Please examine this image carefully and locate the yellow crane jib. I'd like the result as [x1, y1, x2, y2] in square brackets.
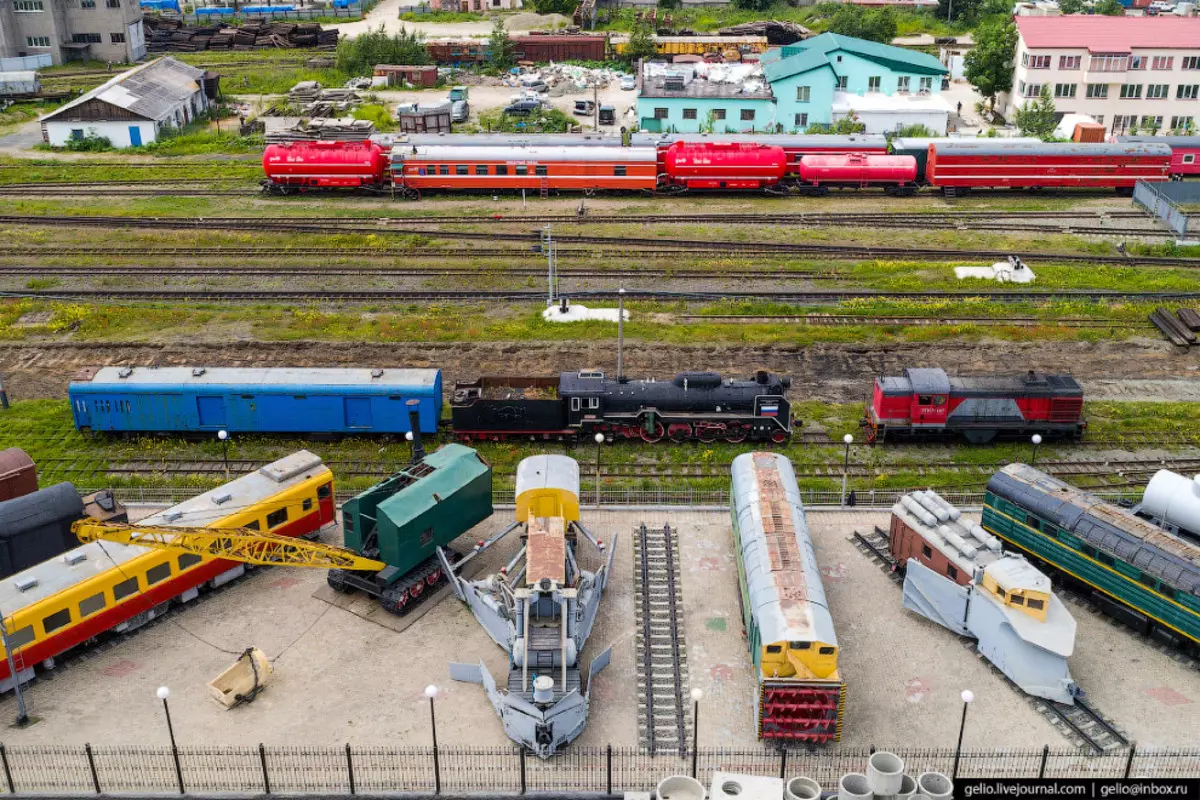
[71, 520, 388, 572]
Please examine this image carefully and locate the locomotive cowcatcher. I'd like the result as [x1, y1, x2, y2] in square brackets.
[862, 368, 1085, 444]
[451, 370, 793, 443]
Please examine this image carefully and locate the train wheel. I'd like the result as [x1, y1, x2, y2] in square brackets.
[640, 422, 665, 443]
[668, 424, 692, 442]
[770, 430, 789, 444]
[963, 429, 997, 444]
[726, 428, 748, 444]
[697, 428, 719, 444]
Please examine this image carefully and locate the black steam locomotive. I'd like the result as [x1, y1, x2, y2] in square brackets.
[450, 370, 794, 443]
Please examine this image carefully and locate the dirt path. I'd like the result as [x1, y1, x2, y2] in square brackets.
[2, 337, 1197, 403]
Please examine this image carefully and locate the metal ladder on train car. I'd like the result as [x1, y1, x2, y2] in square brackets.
[540, 177, 549, 199]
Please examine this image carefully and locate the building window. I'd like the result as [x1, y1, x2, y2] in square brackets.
[26, 36, 51, 47]
[454, 164, 468, 175]
[740, 109, 755, 121]
[13, 0, 44, 9]
[178, 553, 203, 571]
[495, 165, 507, 175]
[794, 113, 808, 128]
[1152, 56, 1174, 71]
[1112, 115, 1132, 132]
[1170, 116, 1194, 132]
[42, 608, 71, 634]
[1185, 57, 1200, 70]
[266, 507, 288, 528]
[475, 164, 488, 175]
[1178, 84, 1199, 100]
[79, 593, 106, 618]
[146, 562, 171, 585]
[1091, 54, 1129, 72]
[654, 108, 667, 119]
[921, 544, 932, 559]
[682, 108, 697, 120]
[72, 33, 102, 43]
[534, 164, 547, 177]
[70, 128, 84, 139]
[438, 164, 448, 175]
[1141, 115, 1164, 129]
[1130, 55, 1146, 70]
[82, 0, 96, 7]
[712, 108, 725, 120]
[111, 32, 125, 43]
[1120, 84, 1143, 99]
[1093, 115, 1104, 125]
[1059, 55, 1081, 70]
[107, 0, 120, 6]
[946, 565, 958, 581]
[836, 75, 848, 91]
[1086, 83, 1109, 99]
[515, 165, 527, 176]
[1023, 83, 1043, 98]
[1055, 83, 1077, 99]
[1025, 54, 1050, 70]
[867, 76, 881, 92]
[897, 76, 910, 92]
[796, 85, 810, 102]
[919, 76, 933, 92]
[1147, 84, 1169, 99]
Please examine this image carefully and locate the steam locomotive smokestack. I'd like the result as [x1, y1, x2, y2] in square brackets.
[406, 399, 426, 464]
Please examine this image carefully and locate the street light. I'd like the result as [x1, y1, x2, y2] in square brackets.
[594, 432, 605, 506]
[952, 689, 975, 779]
[1030, 434, 1043, 467]
[690, 688, 703, 779]
[841, 433, 854, 507]
[157, 686, 185, 793]
[425, 685, 441, 795]
[217, 429, 229, 479]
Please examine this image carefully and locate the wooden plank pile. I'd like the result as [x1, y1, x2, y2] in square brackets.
[144, 16, 338, 52]
[265, 118, 375, 144]
[1149, 307, 1200, 347]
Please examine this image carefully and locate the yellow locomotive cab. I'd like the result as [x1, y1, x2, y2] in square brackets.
[515, 455, 580, 523]
[761, 639, 840, 681]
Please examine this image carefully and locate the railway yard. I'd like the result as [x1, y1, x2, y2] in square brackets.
[0, 146, 1199, 791]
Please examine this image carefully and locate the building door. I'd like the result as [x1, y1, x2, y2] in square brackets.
[128, 126, 142, 146]
[197, 396, 226, 427]
[344, 397, 373, 429]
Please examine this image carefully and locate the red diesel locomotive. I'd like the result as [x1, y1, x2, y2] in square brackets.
[862, 368, 1086, 444]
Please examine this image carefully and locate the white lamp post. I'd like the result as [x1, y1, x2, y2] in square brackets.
[217, 429, 229, 478]
[425, 685, 440, 794]
[953, 689, 975, 779]
[1031, 434, 1043, 467]
[841, 433, 854, 507]
[157, 686, 184, 793]
[690, 688, 703, 778]
[594, 432, 605, 506]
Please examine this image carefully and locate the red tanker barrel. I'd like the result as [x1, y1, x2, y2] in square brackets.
[262, 140, 387, 188]
[663, 141, 787, 190]
[798, 153, 918, 185]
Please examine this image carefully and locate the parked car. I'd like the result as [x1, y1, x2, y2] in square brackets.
[451, 99, 469, 123]
[620, 75, 637, 91]
[599, 105, 616, 125]
[573, 100, 596, 116]
[504, 99, 542, 116]
[520, 78, 549, 93]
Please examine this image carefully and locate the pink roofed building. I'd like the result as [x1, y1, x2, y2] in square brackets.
[1001, 16, 1200, 136]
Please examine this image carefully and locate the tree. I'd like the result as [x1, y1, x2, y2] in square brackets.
[935, 0, 981, 23]
[1058, 0, 1084, 13]
[487, 17, 516, 69]
[622, 23, 658, 64]
[732, 0, 771, 11]
[532, 0, 577, 14]
[1014, 84, 1058, 138]
[1094, 0, 1125, 14]
[964, 16, 1017, 106]
[826, 5, 897, 43]
[657, 0, 681, 9]
[335, 25, 428, 76]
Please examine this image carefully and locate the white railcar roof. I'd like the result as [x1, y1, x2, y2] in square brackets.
[74, 366, 438, 389]
[516, 454, 580, 500]
[393, 145, 658, 163]
[0, 451, 326, 614]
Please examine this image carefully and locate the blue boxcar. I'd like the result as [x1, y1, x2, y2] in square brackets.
[69, 367, 442, 436]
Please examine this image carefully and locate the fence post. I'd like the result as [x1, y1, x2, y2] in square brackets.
[519, 747, 527, 795]
[606, 745, 612, 796]
[779, 748, 788, 780]
[345, 743, 355, 795]
[432, 741, 441, 795]
[0, 744, 12, 794]
[258, 743, 270, 794]
[1038, 745, 1049, 778]
[84, 744, 100, 795]
[1124, 743, 1137, 779]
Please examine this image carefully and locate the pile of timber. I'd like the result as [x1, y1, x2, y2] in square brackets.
[265, 118, 375, 144]
[144, 16, 338, 52]
[718, 20, 810, 45]
[1149, 307, 1200, 347]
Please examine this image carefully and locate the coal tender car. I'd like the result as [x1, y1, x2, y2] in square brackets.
[451, 370, 793, 443]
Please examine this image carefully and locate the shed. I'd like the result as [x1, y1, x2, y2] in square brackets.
[39, 56, 212, 149]
[396, 101, 452, 134]
[374, 65, 439, 88]
[0, 72, 40, 98]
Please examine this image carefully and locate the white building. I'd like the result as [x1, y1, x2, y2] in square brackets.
[1002, 16, 1200, 135]
[39, 56, 213, 148]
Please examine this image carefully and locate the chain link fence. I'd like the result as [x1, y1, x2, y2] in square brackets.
[0, 744, 1196, 795]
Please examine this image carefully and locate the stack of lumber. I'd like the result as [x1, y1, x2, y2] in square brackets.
[144, 16, 338, 52]
[265, 118, 375, 144]
[718, 20, 809, 44]
[1149, 307, 1200, 347]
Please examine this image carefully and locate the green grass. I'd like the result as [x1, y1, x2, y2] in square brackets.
[596, 2, 964, 37]
[352, 104, 397, 133]
[398, 9, 493, 22]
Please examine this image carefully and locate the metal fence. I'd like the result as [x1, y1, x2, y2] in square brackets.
[0, 54, 53, 71]
[180, 5, 363, 21]
[1133, 179, 1200, 240]
[0, 744, 1196, 795]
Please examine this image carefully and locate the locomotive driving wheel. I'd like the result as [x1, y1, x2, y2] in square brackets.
[668, 424, 692, 442]
[696, 425, 720, 444]
[725, 426, 748, 444]
[770, 430, 789, 444]
[640, 421, 665, 443]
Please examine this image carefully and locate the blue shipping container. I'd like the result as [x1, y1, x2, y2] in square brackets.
[69, 367, 442, 436]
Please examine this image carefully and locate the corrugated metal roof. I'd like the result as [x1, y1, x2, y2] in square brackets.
[762, 32, 947, 84]
[41, 57, 205, 124]
[72, 366, 439, 389]
[1015, 16, 1200, 52]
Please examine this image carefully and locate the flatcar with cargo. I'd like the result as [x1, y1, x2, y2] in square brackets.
[863, 368, 1085, 444]
[983, 464, 1199, 650]
[69, 366, 442, 437]
[730, 452, 845, 743]
[0, 451, 335, 689]
[451, 370, 793, 443]
[1116, 135, 1200, 179]
[925, 142, 1172, 192]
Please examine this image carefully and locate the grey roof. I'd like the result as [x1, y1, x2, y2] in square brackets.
[931, 142, 1173, 157]
[904, 368, 951, 396]
[72, 366, 439, 390]
[41, 57, 205, 124]
[1117, 135, 1200, 148]
[640, 74, 773, 100]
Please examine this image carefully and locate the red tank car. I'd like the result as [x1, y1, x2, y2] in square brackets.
[796, 153, 918, 195]
[662, 141, 787, 190]
[862, 368, 1086, 444]
[262, 141, 388, 192]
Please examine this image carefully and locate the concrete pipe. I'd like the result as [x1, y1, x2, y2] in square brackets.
[917, 772, 953, 800]
[657, 775, 705, 800]
[890, 773, 918, 799]
[839, 772, 874, 800]
[786, 776, 822, 800]
[868, 752, 905, 796]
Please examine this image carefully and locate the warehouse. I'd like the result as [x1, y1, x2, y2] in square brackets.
[39, 56, 215, 148]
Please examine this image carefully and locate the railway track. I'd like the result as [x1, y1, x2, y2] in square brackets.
[680, 314, 1144, 329]
[633, 523, 691, 754]
[849, 525, 1130, 754]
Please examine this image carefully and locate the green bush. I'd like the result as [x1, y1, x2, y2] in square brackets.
[335, 25, 428, 77]
[353, 103, 396, 132]
[479, 106, 575, 133]
[63, 134, 114, 152]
